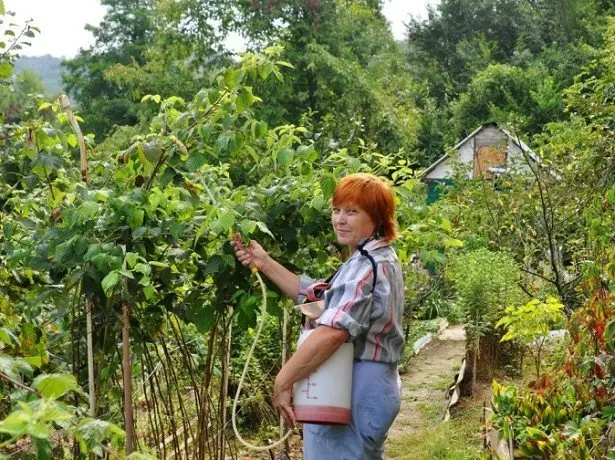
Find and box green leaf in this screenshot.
[0,327,19,347]
[0,409,30,435]
[255,221,274,238]
[443,238,464,248]
[0,61,14,78]
[275,60,294,68]
[215,134,231,153]
[0,1,4,14]
[320,174,336,200]
[118,269,134,279]
[217,209,236,232]
[258,60,275,79]
[236,88,254,112]
[143,284,155,300]
[126,453,158,460]
[127,208,144,229]
[31,437,52,459]
[224,68,242,89]
[239,219,257,236]
[29,422,50,439]
[38,102,52,111]
[257,121,268,138]
[125,252,138,268]
[32,373,82,398]
[186,154,206,172]
[149,261,169,268]
[23,355,42,368]
[66,133,78,148]
[101,271,120,294]
[276,148,293,168]
[74,418,125,455]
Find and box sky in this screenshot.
[5,0,437,58]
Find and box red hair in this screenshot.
[332,173,398,241]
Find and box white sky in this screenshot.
[5,0,437,58]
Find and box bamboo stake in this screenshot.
[60,95,96,423]
[85,298,96,417]
[279,306,289,455]
[219,310,233,460]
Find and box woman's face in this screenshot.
[331,203,376,252]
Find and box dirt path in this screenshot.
[385,325,468,458]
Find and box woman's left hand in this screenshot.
[273,379,296,427]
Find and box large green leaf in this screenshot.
[320,174,336,201]
[32,373,83,398]
[276,148,293,168]
[101,271,120,294]
[0,61,13,79]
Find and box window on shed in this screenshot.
[474,144,507,179]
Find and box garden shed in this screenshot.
[421,123,539,203]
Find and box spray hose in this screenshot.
[231,236,296,452]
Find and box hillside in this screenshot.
[14,54,64,95]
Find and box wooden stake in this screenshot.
[122,301,135,454]
[86,298,96,417]
[59,94,88,184]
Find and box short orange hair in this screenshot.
[332,173,398,240]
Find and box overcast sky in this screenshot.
[5,0,437,58]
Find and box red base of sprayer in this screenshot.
[294,405,351,425]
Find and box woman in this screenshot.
[231,173,405,459]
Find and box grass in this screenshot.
[386,405,486,460]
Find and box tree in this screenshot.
[0,69,46,123]
[62,0,157,139]
[235,0,421,157]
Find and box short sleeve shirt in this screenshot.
[297,238,405,363]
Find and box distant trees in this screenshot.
[405,0,609,163]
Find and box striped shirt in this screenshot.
[297,238,405,363]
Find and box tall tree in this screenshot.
[62,0,155,139]
[235,0,421,156]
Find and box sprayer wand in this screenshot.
[230,233,295,452]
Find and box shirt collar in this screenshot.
[357,237,390,252]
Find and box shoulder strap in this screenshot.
[357,240,378,293]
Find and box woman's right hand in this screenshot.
[231,238,269,271]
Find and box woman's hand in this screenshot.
[230,238,270,271]
[273,379,296,428]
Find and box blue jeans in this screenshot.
[303,360,401,459]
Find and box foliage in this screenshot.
[497,296,565,379]
[488,21,615,459]
[62,0,159,138]
[447,248,524,346]
[0,69,46,123]
[405,0,608,165]
[233,0,422,157]
[451,63,564,140]
[491,282,614,458]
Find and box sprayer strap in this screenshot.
[357,240,378,294]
